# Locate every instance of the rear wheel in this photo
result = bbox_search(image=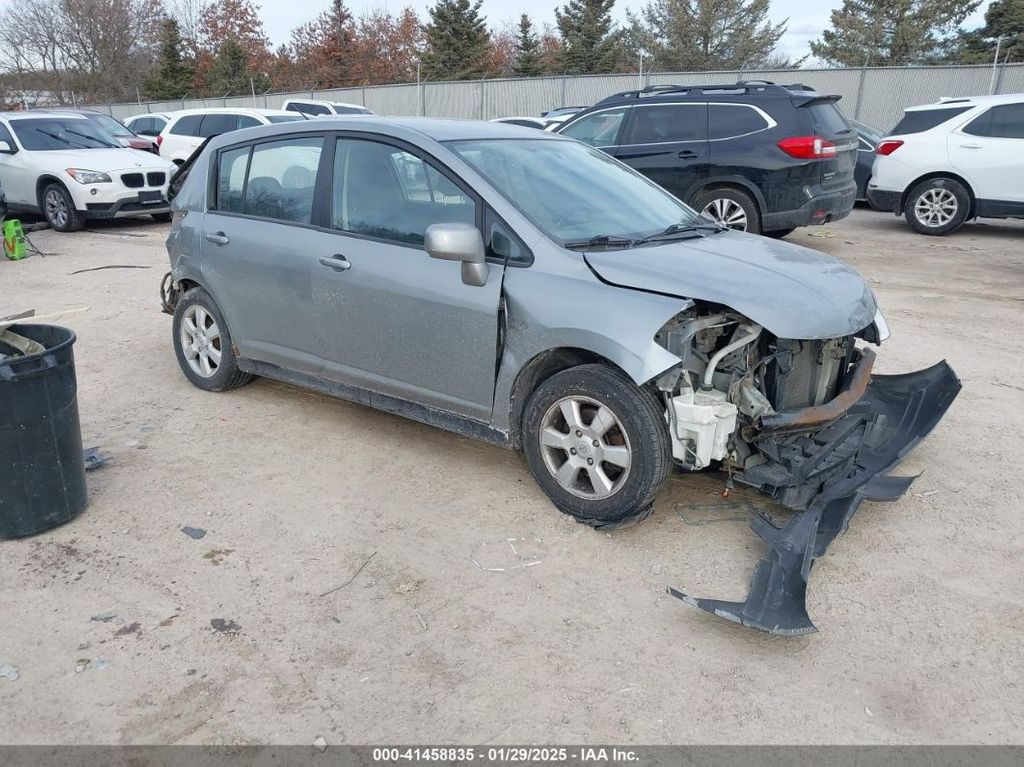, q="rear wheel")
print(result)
[522,364,672,528]
[905,178,970,236]
[694,187,761,234]
[172,287,253,392]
